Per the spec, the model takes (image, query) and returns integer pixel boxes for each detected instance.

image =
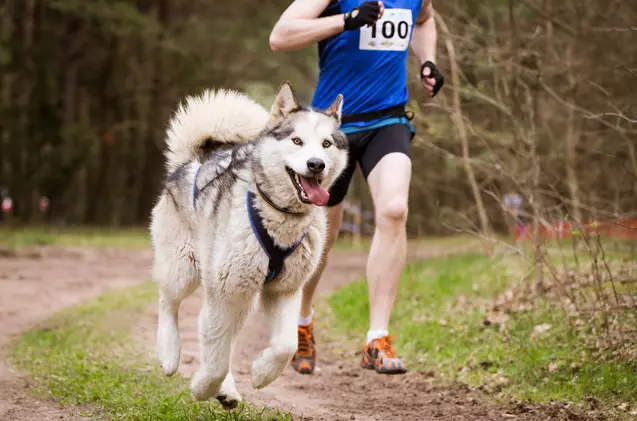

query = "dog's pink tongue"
[300,176,330,206]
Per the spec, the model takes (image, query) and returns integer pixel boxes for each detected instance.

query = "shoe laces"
[375,334,398,359]
[297,325,314,358]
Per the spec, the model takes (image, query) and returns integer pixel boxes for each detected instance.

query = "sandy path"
[0,246,152,421]
[135,244,550,421]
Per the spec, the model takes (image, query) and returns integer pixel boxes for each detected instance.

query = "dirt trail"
[135,244,548,421]
[0,243,574,421]
[0,246,152,421]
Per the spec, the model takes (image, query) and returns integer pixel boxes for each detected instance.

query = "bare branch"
[518,0,577,36]
[589,26,637,33]
[541,82,637,133]
[583,112,637,125]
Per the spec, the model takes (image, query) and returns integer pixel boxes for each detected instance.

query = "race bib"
[359,8,413,52]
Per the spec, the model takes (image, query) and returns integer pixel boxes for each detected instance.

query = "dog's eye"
[292,137,303,145]
[322,140,332,148]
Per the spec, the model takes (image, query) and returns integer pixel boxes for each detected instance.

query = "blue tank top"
[312,0,422,133]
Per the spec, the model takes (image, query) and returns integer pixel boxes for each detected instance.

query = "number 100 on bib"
[359,8,412,52]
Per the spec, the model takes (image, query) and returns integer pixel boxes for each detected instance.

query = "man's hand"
[420,61,444,97]
[344,1,384,31]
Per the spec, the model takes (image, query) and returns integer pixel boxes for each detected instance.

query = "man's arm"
[269,0,344,52]
[410,0,442,97]
[269,0,384,52]
[410,0,436,65]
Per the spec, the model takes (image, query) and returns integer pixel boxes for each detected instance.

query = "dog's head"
[256,81,349,208]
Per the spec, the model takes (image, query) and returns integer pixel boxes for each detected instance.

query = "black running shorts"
[327,122,413,207]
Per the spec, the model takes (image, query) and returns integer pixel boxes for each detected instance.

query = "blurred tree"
[0,0,634,234]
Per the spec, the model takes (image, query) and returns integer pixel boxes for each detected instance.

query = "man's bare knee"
[376,196,408,229]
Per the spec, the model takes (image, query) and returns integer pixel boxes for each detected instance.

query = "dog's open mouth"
[286,167,330,207]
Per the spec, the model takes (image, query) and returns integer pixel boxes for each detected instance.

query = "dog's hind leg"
[190,289,253,402]
[156,285,197,376]
[251,289,302,389]
[154,242,200,377]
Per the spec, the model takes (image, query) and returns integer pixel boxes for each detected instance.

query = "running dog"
[149,81,348,409]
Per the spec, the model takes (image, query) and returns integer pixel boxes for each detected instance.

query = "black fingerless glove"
[343,1,381,31]
[421,61,445,96]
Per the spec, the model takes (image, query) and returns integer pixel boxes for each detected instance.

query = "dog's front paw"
[251,349,292,389]
[157,328,181,376]
[250,358,272,390]
[190,370,222,401]
[157,353,180,377]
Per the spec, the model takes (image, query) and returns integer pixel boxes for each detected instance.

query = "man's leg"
[290,204,342,375]
[366,152,411,331]
[300,204,344,318]
[360,123,412,374]
[291,150,357,375]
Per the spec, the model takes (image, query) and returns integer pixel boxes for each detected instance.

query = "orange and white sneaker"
[291,322,316,375]
[361,334,408,374]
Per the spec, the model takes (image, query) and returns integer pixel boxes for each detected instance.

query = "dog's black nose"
[306,158,325,174]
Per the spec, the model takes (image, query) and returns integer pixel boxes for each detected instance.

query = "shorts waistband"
[341,105,412,124]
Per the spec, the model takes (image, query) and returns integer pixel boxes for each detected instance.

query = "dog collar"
[255,183,306,216]
[246,190,307,284]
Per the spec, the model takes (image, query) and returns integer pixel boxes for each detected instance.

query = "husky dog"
[149,81,348,409]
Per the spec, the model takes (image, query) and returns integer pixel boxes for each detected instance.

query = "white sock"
[366,329,389,345]
[299,309,314,326]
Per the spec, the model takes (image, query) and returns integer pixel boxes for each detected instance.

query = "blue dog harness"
[191,163,306,285]
[246,190,306,284]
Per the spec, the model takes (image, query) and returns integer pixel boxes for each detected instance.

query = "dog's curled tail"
[163,88,270,172]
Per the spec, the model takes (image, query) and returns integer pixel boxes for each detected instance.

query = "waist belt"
[246,190,306,284]
[341,105,413,124]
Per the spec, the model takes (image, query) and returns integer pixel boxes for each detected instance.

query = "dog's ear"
[325,94,343,124]
[270,81,299,121]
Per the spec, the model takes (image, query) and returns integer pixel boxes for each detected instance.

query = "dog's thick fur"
[150,82,348,408]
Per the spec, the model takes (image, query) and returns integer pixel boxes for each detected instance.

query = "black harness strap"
[255,183,305,215]
[246,190,306,284]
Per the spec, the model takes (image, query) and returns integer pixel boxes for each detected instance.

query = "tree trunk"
[137,0,171,223]
[626,135,637,200]
[58,19,82,222]
[0,0,13,194]
[436,14,492,246]
[564,44,582,223]
[564,103,582,223]
[11,0,37,221]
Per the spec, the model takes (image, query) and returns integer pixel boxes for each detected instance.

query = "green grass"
[0,225,477,255]
[0,226,374,252]
[331,234,478,253]
[0,225,151,250]
[11,282,293,421]
[324,253,637,412]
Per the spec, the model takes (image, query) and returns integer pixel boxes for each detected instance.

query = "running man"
[269,0,444,375]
